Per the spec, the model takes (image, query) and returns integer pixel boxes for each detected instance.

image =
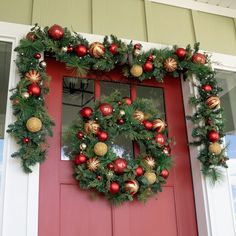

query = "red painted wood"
[39,58,198,236]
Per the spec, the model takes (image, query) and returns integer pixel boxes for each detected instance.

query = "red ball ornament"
[147,55,154,62]
[99,103,113,116]
[163,145,171,156]
[97,176,102,181]
[107,163,114,170]
[113,158,127,174]
[202,84,212,92]
[109,182,120,194]
[74,153,87,165]
[74,45,87,57]
[23,137,30,144]
[117,101,122,106]
[143,61,153,72]
[161,169,169,179]
[28,84,41,97]
[117,118,125,125]
[109,43,118,55]
[80,107,93,119]
[154,133,166,146]
[48,24,64,40]
[34,53,41,59]
[143,120,153,130]
[97,131,108,142]
[176,48,186,60]
[208,130,220,142]
[76,131,84,140]
[123,97,132,105]
[136,166,143,176]
[192,53,206,64]
[134,43,141,49]
[67,46,73,53]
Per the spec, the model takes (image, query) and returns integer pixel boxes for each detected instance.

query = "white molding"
[0,22,39,236]
[149,0,236,18]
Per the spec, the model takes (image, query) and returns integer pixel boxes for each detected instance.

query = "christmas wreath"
[63,92,172,204]
[7,24,227,183]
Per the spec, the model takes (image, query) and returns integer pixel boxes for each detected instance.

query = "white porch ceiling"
[196,0,236,9]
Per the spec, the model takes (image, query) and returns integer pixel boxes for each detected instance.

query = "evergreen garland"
[7,24,227,182]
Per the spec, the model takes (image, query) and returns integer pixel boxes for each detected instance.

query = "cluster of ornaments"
[70,95,171,201]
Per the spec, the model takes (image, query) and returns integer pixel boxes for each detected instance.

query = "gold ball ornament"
[22,92,30,99]
[125,180,139,195]
[206,96,220,109]
[25,70,41,83]
[84,120,100,134]
[94,142,108,156]
[89,42,105,58]
[208,143,222,155]
[144,156,156,169]
[133,110,145,123]
[153,119,166,132]
[163,58,177,72]
[130,65,143,77]
[144,172,157,185]
[87,157,100,171]
[26,117,42,133]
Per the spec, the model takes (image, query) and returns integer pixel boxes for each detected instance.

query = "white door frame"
[0,21,236,236]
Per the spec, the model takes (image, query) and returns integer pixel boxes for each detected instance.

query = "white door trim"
[0,21,39,236]
[0,21,236,236]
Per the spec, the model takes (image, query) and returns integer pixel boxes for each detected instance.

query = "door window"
[0,41,12,187]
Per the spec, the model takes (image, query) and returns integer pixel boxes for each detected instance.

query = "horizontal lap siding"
[0,0,236,54]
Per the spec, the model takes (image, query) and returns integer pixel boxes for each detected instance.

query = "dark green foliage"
[8,23,226,183]
[63,92,172,204]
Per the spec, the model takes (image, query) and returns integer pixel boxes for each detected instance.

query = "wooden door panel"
[39,58,197,236]
[112,187,177,236]
[60,185,112,236]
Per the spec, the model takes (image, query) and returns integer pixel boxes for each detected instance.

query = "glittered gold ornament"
[94,142,108,156]
[133,110,145,123]
[89,42,105,58]
[152,119,166,132]
[144,172,157,185]
[26,117,42,133]
[125,180,139,195]
[163,58,177,72]
[84,120,100,134]
[25,70,41,83]
[130,65,143,77]
[22,92,30,99]
[208,143,222,155]
[80,143,87,150]
[206,96,220,109]
[87,157,100,171]
[144,156,156,169]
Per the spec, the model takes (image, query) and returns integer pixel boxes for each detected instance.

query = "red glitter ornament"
[97,131,108,142]
[109,43,118,55]
[27,84,41,97]
[99,103,113,116]
[74,45,87,57]
[113,158,127,174]
[192,53,206,64]
[154,133,166,146]
[48,24,64,40]
[74,153,87,165]
[79,107,93,119]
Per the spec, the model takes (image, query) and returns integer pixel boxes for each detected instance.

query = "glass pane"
[216,70,236,221]
[137,86,165,118]
[100,81,133,159]
[137,86,165,152]
[61,78,94,160]
[0,41,12,186]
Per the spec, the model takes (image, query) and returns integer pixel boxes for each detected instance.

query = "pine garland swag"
[7,23,227,183]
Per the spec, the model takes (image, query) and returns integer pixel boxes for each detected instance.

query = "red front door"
[39,58,198,236]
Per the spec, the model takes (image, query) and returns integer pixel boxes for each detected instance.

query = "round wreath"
[7,23,227,183]
[63,92,172,204]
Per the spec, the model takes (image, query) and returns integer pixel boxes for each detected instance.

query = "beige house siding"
[0,0,236,55]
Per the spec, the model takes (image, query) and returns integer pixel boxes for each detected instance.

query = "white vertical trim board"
[0,22,39,236]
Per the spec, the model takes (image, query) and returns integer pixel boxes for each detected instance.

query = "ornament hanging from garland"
[8,23,227,183]
[63,92,172,204]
